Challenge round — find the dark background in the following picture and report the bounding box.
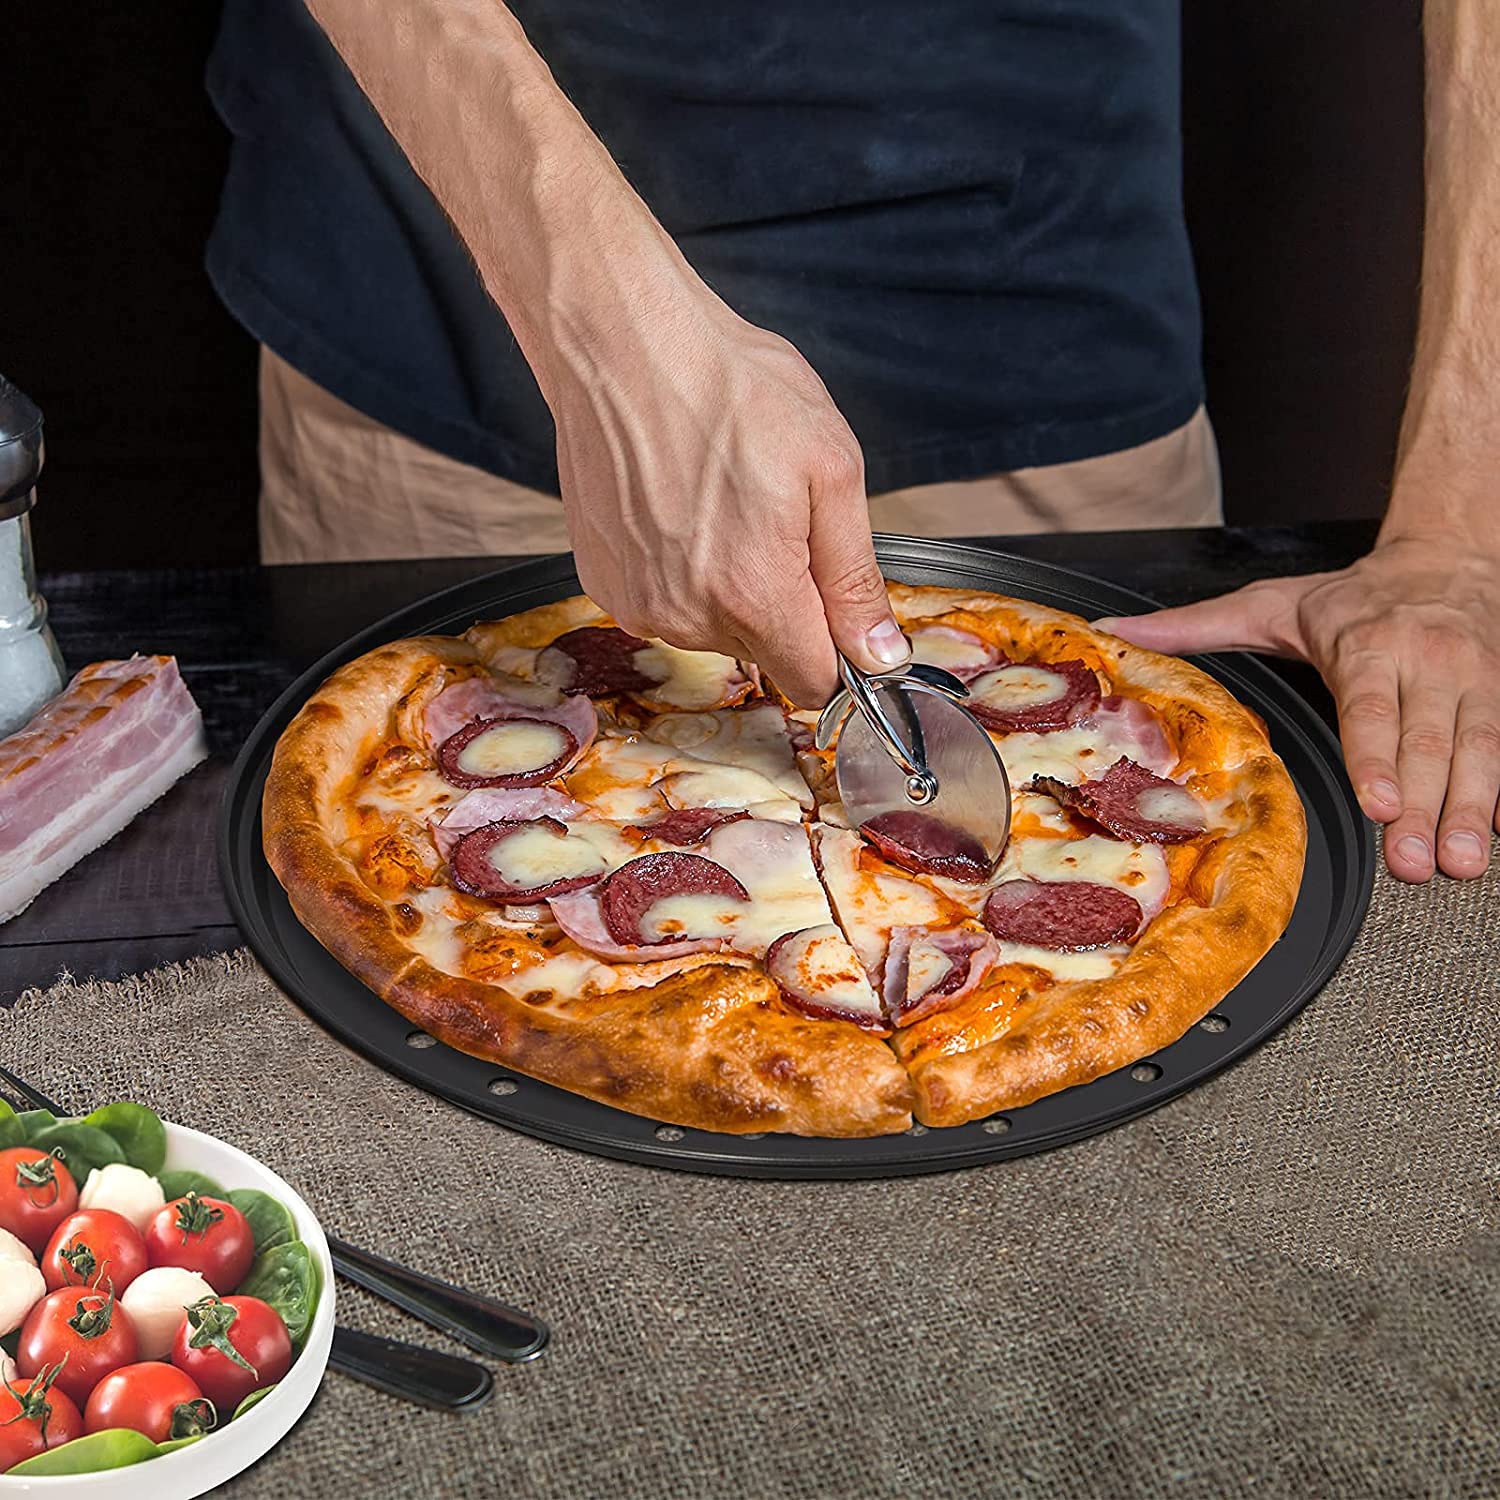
[5,2,1424,572]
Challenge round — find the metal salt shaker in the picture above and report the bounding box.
[0,376,65,737]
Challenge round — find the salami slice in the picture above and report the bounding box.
[549,885,729,962]
[598,851,751,947]
[428,786,587,860]
[765,925,887,1029]
[449,817,608,903]
[967,659,1101,734]
[981,879,1142,950]
[859,810,995,883]
[536,626,664,697]
[437,717,579,789]
[1031,757,1205,843]
[882,926,999,1026]
[424,674,597,756]
[624,807,749,847]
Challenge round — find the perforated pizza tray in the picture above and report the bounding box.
[219,539,1374,1179]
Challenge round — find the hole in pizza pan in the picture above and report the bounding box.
[488,1077,520,1096]
[980,1116,1012,1136]
[405,1030,438,1050]
[1199,1014,1230,1035]
[1130,1063,1163,1083]
[655,1126,685,1143]
[740,1133,766,1141]
[905,1124,929,1137]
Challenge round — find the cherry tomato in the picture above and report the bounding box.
[0,1147,79,1256]
[84,1361,216,1443]
[0,1361,84,1474]
[16,1286,140,1406]
[41,1209,149,1294]
[144,1195,255,1294]
[170,1295,291,1411]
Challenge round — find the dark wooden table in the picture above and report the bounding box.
[0,522,1376,1001]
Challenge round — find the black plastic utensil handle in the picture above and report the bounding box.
[329,1325,495,1412]
[329,1235,549,1364]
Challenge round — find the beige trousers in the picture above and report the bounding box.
[257,346,1222,563]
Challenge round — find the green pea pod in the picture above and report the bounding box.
[15,1108,58,1141]
[237,1241,319,1349]
[228,1188,297,1255]
[157,1434,209,1455]
[232,1384,277,1420]
[158,1168,227,1201]
[0,1100,21,1150]
[28,1122,127,1183]
[82,1103,167,1175]
[7,1428,160,1475]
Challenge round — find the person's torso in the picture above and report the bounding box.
[206,0,1201,492]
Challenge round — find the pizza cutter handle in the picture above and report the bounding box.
[837,653,938,802]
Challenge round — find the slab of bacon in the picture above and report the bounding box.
[0,656,207,923]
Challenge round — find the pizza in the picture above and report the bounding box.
[262,584,1306,1137]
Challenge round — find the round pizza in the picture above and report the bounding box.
[263,584,1306,1137]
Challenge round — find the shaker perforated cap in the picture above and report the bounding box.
[0,375,44,521]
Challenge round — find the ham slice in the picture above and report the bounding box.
[906,625,1003,681]
[548,884,731,963]
[424,674,597,761]
[1073,695,1177,778]
[0,656,207,923]
[428,786,587,860]
[882,925,1000,1025]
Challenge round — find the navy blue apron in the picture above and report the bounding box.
[206,1,1201,495]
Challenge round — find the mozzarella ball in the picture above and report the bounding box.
[119,1265,215,1359]
[79,1163,167,1234]
[0,1260,45,1338]
[0,1227,35,1267]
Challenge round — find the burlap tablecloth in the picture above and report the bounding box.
[4,851,1497,1499]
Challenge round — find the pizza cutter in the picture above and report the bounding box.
[815,653,1012,867]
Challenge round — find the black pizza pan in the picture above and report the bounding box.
[219,538,1375,1179]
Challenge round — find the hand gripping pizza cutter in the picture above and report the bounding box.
[815,652,1012,869]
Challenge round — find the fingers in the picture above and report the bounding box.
[1097,578,1310,660]
[1433,696,1500,878]
[1383,681,1459,882]
[1332,650,1404,824]
[805,440,908,689]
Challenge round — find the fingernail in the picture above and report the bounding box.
[1092,617,1122,632]
[1395,835,1431,867]
[1442,831,1484,864]
[1368,779,1401,808]
[865,619,910,669]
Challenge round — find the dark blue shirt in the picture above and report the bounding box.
[206,1,1202,494]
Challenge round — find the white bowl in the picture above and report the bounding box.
[0,1122,335,1498]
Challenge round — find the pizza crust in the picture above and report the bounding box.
[264,584,1307,1138]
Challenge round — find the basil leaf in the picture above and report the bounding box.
[15,1109,57,1141]
[0,1100,21,1150]
[228,1189,297,1255]
[237,1241,319,1349]
[157,1168,226,1202]
[82,1103,167,1176]
[28,1122,126,1182]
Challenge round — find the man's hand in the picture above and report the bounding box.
[1099,534,1500,881]
[545,300,907,708]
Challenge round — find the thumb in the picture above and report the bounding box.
[806,448,909,678]
[1096,578,1309,659]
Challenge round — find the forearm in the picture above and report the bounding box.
[302,0,714,392]
[1387,1,1500,545]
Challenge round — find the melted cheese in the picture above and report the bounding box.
[813,825,949,972]
[769,924,883,1021]
[404,885,467,975]
[703,819,835,957]
[1003,834,1170,919]
[456,720,569,778]
[970,664,1070,709]
[634,643,744,709]
[644,703,811,806]
[488,824,607,887]
[907,626,995,675]
[657,765,795,811]
[1137,784,1205,828]
[995,942,1127,982]
[994,724,1141,787]
[905,940,955,1001]
[641,891,746,941]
